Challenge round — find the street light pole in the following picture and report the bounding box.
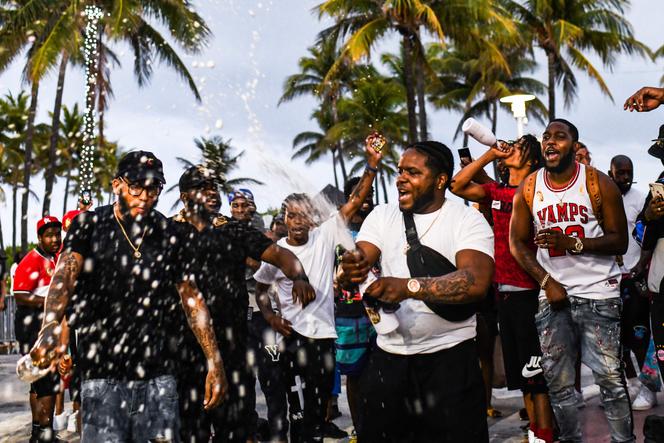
[499,94,535,138]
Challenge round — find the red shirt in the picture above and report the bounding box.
[12,248,57,298]
[481,182,537,289]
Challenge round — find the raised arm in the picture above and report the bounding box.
[450,150,497,202]
[177,280,226,410]
[260,244,316,307]
[339,134,383,222]
[30,251,83,368]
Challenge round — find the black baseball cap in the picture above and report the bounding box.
[648,124,664,160]
[116,151,166,184]
[178,165,223,192]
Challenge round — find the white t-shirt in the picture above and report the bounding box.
[253,216,339,339]
[622,188,645,272]
[356,200,494,355]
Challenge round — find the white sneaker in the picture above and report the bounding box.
[575,391,586,409]
[67,410,79,433]
[632,385,658,411]
[53,412,69,431]
[527,429,535,443]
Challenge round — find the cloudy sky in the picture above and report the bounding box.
[2,0,664,246]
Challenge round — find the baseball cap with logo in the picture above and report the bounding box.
[178,165,224,192]
[116,150,166,184]
[37,216,62,236]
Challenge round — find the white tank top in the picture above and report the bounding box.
[532,163,620,299]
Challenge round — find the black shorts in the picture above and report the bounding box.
[358,340,488,442]
[497,290,548,394]
[15,305,60,398]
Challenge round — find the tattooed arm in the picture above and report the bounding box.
[363,249,493,304]
[30,251,83,368]
[177,280,226,409]
[339,134,383,222]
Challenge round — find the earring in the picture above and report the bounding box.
[437,185,443,190]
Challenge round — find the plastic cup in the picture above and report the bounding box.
[16,354,51,383]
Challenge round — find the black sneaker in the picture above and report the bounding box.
[323,421,348,439]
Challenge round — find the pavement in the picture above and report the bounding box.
[1,353,663,442]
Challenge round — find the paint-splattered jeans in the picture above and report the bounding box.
[535,296,634,443]
[81,375,180,442]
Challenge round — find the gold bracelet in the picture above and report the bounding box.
[540,273,550,289]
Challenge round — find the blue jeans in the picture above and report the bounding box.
[535,296,634,443]
[81,375,180,442]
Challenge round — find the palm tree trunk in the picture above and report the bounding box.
[402,34,418,144]
[21,81,39,252]
[380,168,389,204]
[12,184,17,254]
[416,60,427,140]
[374,176,381,205]
[331,148,339,189]
[62,162,72,215]
[547,51,556,120]
[336,142,348,181]
[43,52,69,216]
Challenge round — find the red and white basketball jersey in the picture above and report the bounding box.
[532,163,620,299]
[12,249,57,298]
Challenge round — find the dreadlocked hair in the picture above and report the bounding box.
[520,134,544,172]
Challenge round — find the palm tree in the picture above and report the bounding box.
[0,1,211,247]
[58,104,84,214]
[325,76,408,203]
[427,42,547,142]
[317,0,446,143]
[280,39,375,183]
[167,136,264,208]
[292,108,341,188]
[503,0,649,119]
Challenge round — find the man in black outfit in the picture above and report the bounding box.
[171,165,315,442]
[31,151,225,442]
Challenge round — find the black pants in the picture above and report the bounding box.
[177,337,252,443]
[358,339,488,443]
[621,277,650,376]
[246,313,289,440]
[281,332,335,443]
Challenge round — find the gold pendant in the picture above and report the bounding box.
[134,251,142,259]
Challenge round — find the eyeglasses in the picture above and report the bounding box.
[121,178,162,198]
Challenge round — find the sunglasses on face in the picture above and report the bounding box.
[121,178,162,198]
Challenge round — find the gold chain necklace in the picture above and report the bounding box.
[113,207,147,259]
[403,202,444,255]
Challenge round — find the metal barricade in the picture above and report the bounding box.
[0,294,17,353]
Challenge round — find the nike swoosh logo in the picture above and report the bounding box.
[522,365,543,378]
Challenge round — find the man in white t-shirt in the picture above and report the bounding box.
[340,141,495,442]
[254,135,382,442]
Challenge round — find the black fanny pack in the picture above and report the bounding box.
[403,211,478,322]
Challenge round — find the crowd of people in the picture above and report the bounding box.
[3,85,664,443]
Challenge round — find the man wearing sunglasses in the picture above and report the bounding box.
[30,151,225,442]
